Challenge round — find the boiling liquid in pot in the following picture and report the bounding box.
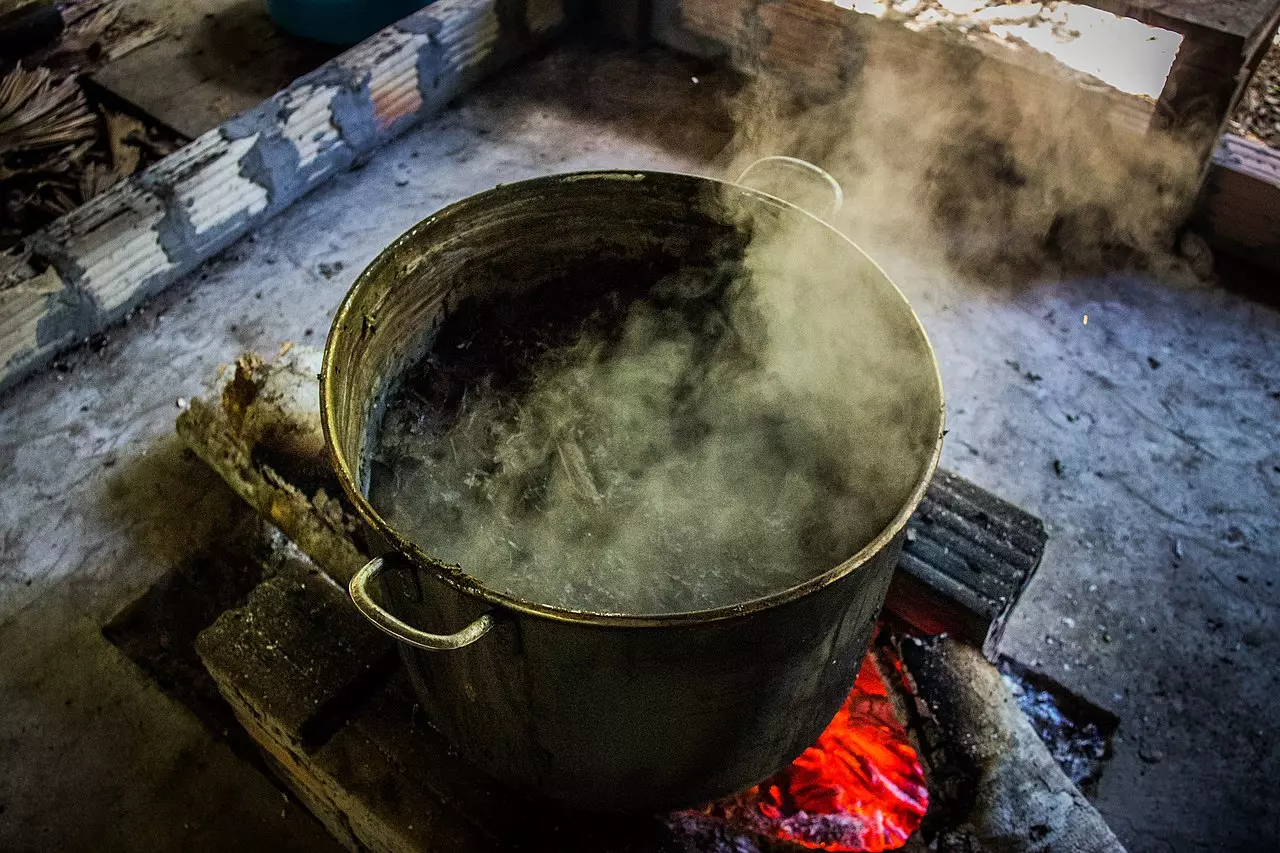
[368,256,883,615]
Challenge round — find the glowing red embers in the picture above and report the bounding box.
[677,652,928,852]
[755,654,928,851]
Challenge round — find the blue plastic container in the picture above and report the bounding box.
[266,0,432,45]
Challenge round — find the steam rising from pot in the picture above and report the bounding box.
[367,15,1202,615]
[368,186,941,615]
[721,16,1204,284]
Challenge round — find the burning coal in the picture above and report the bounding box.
[670,651,928,852]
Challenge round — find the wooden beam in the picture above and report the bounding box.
[1150,30,1247,163]
[196,564,496,853]
[1081,0,1267,43]
[175,350,370,585]
[889,468,1048,660]
[1195,133,1280,273]
[197,561,660,852]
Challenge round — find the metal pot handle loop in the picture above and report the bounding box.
[735,155,844,219]
[349,556,498,651]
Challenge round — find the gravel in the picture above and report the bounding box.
[1229,37,1280,148]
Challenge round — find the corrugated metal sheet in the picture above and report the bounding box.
[281,84,343,168]
[1,0,564,392]
[341,28,429,131]
[177,134,269,236]
[370,62,425,131]
[67,192,172,314]
[436,0,500,76]
[0,267,65,370]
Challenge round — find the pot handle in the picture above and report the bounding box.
[735,156,844,219]
[349,556,498,651]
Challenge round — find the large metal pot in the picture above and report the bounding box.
[320,169,945,812]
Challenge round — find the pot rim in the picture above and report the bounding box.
[320,169,946,628]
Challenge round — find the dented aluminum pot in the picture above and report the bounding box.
[320,170,945,812]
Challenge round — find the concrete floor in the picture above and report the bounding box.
[1,44,1277,853]
[94,0,337,138]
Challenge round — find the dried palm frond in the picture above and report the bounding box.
[0,0,40,17]
[104,22,166,62]
[28,2,165,71]
[57,137,96,168]
[0,139,94,181]
[79,159,121,199]
[58,0,109,27]
[103,110,144,175]
[0,65,98,156]
[0,63,47,115]
[55,3,120,52]
[30,183,79,216]
[0,245,32,283]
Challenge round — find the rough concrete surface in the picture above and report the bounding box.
[0,44,1276,852]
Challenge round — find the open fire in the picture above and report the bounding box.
[672,650,928,852]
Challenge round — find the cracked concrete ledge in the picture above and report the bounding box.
[0,0,570,395]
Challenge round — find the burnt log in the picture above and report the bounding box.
[897,635,1126,853]
[176,348,369,584]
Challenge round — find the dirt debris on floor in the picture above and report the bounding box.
[89,0,337,139]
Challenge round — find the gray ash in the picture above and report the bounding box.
[999,662,1116,790]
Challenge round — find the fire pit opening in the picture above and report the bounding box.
[672,638,928,853]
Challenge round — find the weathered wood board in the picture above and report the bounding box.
[1199,132,1280,273]
[898,636,1127,853]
